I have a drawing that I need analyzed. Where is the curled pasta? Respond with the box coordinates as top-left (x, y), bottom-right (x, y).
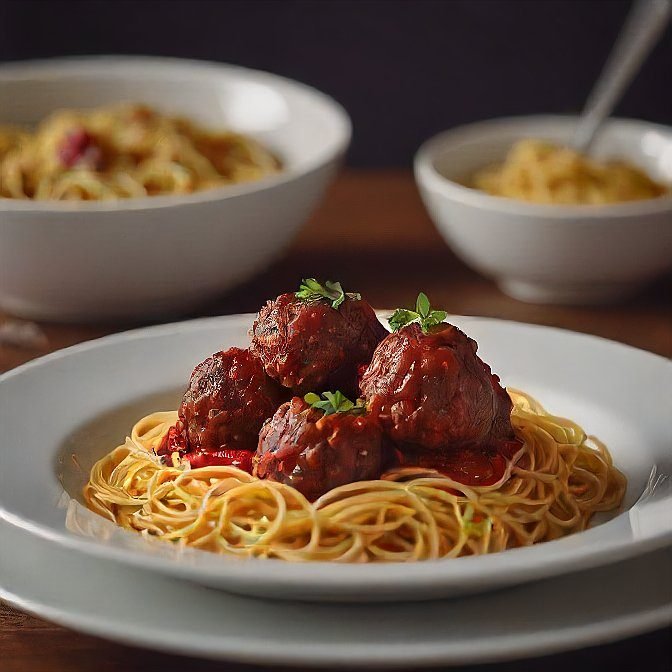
top-left (83, 390), bottom-right (626, 563)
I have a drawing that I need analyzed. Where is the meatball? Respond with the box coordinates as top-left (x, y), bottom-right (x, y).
top-left (254, 397), bottom-right (384, 501)
top-left (360, 323), bottom-right (514, 452)
top-left (250, 292), bottom-right (387, 397)
top-left (158, 348), bottom-right (287, 464)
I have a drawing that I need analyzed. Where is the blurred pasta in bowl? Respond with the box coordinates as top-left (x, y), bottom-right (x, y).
top-left (0, 57), bottom-right (350, 321)
top-left (470, 138), bottom-right (667, 206)
top-left (0, 103), bottom-right (281, 201)
top-left (415, 116), bottom-right (672, 304)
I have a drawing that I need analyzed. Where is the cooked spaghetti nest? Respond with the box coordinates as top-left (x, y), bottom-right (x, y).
top-left (0, 103), bottom-right (280, 200)
top-left (83, 390), bottom-right (626, 562)
top-left (471, 139), bottom-right (668, 205)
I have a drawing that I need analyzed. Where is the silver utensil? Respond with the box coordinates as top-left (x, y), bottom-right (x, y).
top-left (573, 0), bottom-right (672, 153)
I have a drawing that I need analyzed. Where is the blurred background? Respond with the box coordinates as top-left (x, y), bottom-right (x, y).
top-left (0, 0), bottom-right (670, 338)
top-left (1, 0), bottom-right (670, 167)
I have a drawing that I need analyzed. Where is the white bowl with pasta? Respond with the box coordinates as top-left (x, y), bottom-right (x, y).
top-left (414, 116), bottom-right (672, 304)
top-left (0, 56), bottom-right (351, 321)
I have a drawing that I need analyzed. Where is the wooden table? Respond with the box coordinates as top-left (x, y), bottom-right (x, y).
top-left (1, 171), bottom-right (671, 672)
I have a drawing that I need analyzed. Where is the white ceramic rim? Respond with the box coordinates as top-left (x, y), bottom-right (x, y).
top-left (414, 115), bottom-right (672, 220)
top-left (0, 518), bottom-right (670, 666)
top-left (0, 55), bottom-right (352, 213)
top-left (0, 314), bottom-right (671, 599)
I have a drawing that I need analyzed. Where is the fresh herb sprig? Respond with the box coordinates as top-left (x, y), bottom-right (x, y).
top-left (295, 278), bottom-right (361, 310)
top-left (304, 391), bottom-right (367, 416)
top-left (388, 292), bottom-right (447, 333)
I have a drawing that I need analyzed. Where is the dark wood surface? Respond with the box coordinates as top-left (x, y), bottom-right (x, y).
top-left (1, 170), bottom-right (671, 672)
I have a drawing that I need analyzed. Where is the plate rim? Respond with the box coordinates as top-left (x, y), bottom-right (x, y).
top-left (1, 519), bottom-right (671, 667)
top-left (0, 313), bottom-right (671, 599)
top-left (3, 586), bottom-right (669, 667)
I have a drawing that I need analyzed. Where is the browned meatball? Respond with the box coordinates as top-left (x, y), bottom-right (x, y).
top-left (173, 347), bottom-right (288, 454)
top-left (360, 323), bottom-right (514, 452)
top-left (250, 291), bottom-right (387, 397)
top-left (254, 397), bottom-right (384, 501)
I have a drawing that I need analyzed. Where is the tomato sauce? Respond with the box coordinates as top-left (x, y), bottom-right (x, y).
top-left (187, 449), bottom-right (254, 473)
top-left (157, 423), bottom-right (255, 473)
top-left (401, 439), bottom-right (522, 486)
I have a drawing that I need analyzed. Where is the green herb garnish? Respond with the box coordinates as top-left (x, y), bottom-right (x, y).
top-left (304, 391), bottom-right (367, 416)
top-left (461, 504), bottom-right (492, 538)
top-left (295, 278), bottom-right (361, 309)
top-left (388, 292), bottom-right (447, 333)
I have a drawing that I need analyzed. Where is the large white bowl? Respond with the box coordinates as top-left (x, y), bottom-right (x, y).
top-left (0, 57), bottom-right (351, 322)
top-left (414, 116), bottom-right (672, 304)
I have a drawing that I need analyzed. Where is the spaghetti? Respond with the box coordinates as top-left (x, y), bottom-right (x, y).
top-left (83, 390), bottom-right (626, 562)
top-left (471, 139), bottom-right (668, 205)
top-left (0, 103), bottom-right (280, 201)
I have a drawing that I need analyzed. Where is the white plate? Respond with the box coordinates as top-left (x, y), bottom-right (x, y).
top-left (0, 315), bottom-right (671, 602)
top-left (1, 519), bottom-right (670, 667)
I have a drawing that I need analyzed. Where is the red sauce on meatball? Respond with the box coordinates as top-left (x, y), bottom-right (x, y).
top-left (254, 397), bottom-right (385, 501)
top-left (250, 293), bottom-right (387, 397)
top-left (157, 295), bottom-right (521, 488)
top-left (360, 322), bottom-right (515, 452)
top-left (157, 347), bottom-right (287, 471)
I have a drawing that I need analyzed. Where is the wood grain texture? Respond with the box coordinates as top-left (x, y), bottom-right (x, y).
top-left (0, 170), bottom-right (670, 671)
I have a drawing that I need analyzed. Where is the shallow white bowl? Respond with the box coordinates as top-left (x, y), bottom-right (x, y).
top-left (0, 314), bottom-right (670, 602)
top-left (414, 116), bottom-right (672, 304)
top-left (0, 57), bottom-right (351, 322)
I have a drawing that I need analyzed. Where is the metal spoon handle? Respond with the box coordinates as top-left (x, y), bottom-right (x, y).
top-left (573, 0), bottom-right (672, 153)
